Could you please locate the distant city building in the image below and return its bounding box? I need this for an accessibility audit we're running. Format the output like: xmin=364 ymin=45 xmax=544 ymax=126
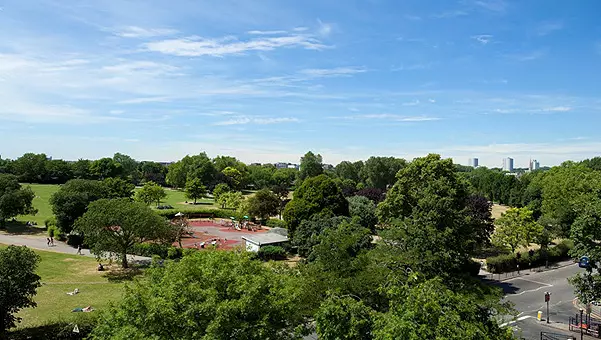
xmin=250 ymin=162 xmax=262 ymax=167
xmin=529 ymin=159 xmax=540 ymax=171
xmin=502 ymin=157 xmax=514 ymax=172
xmin=468 ymin=158 xmax=479 ymax=168
xmin=275 ymin=162 xmax=300 ymax=170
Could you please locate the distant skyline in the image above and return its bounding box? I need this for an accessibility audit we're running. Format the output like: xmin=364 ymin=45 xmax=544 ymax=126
xmin=1 ymin=0 xmax=601 ymax=167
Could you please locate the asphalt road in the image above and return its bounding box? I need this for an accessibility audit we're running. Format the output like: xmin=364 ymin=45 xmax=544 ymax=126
xmin=492 ymin=263 xmax=588 ymax=339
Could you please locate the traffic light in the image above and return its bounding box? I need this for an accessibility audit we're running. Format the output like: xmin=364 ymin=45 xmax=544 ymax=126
xmin=544 ymin=292 xmax=550 ymax=302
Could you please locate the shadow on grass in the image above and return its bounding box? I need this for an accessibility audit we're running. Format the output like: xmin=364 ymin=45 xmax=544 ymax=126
xmin=185 ymin=202 xmax=213 ymax=206
xmin=0 ymin=221 xmax=46 ymax=235
xmin=102 ymin=267 xmax=144 ymax=283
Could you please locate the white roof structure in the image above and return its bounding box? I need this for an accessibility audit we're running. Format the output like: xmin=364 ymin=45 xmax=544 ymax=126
xmin=241 ymin=233 xmax=289 ymax=246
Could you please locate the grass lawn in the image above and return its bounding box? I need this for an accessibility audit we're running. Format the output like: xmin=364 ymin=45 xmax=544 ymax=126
xmin=491 ymin=204 xmax=510 ymax=220
xmin=0 ymin=244 xmax=126 ymax=329
xmin=17 ymin=184 xmax=60 ymax=226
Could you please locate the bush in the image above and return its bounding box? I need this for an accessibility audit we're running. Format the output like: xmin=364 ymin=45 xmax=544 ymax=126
xmin=265 ymin=219 xmax=286 ymax=229
xmin=156 ymin=205 xmax=174 ymax=210
xmin=47 ymin=225 xmax=59 ymax=238
xmin=486 ymin=240 xmax=574 ymax=273
xmin=167 ymin=247 xmax=183 ymax=259
xmin=131 ymin=243 xmax=183 ymax=259
xmin=66 ymin=233 xmax=84 ymax=247
xmin=44 ymin=217 xmax=56 ymax=230
xmin=258 ymin=246 xmax=286 ymax=261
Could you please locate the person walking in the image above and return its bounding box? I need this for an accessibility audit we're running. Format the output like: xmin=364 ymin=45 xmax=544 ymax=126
xmin=47 ymin=237 xmax=51 ymax=246
xmin=77 ymin=244 xmax=82 ymax=255
xmin=50 ymin=236 xmax=55 ymax=246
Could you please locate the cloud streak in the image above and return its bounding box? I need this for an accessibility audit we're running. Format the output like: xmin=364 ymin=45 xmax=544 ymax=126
xmin=213 ymin=116 xmax=300 ymax=126
xmin=114 ymin=26 xmax=178 ymax=38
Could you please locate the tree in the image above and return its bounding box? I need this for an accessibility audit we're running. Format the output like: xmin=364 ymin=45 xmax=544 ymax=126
xmin=335 ymin=160 xmax=363 ymax=183
xmin=212 ymin=183 xmax=231 ymax=208
xmin=113 ymin=153 xmax=138 ymax=181
xmin=139 ymin=161 xmax=167 ymax=186
xmin=316 ymin=296 xmax=374 ymax=340
xmin=90 ymin=251 xmax=310 ymax=339
xmin=44 ymin=159 xmax=74 ymax=184
xmin=293 ymin=216 xmax=349 ymax=258
xmin=0 ymin=245 xmax=41 ymax=335
xmin=299 ymin=151 xmax=323 ymax=180
xmin=247 ymin=189 xmax=280 ymax=223
xmin=222 ymin=166 xmax=244 ymax=190
xmin=12 ymin=153 xmax=48 ymax=183
xmin=247 ymin=164 xmax=275 ymax=189
xmin=283 ymin=174 xmax=349 ymax=235
xmin=347 ymin=195 xmax=377 ymax=231
xmin=465 ymin=194 xmax=495 ymax=248
xmin=0 ymin=174 xmax=37 ymax=227
xmin=71 ymin=159 xmax=92 ymax=179
xmin=360 ymin=157 xmax=406 ymax=190
xmin=271 ymin=184 xmax=290 ymax=218
xmin=166 ymin=153 xmax=216 ymax=189
xmin=272 ymin=168 xmax=297 ymax=188
xmin=217 ymin=191 xmax=243 ymax=210
xmin=172 ymin=215 xmax=191 ymax=248
xmin=491 ymin=207 xmax=542 ymax=253
xmin=165 ymin=161 xmax=187 ymax=189
xmin=569 ymin=199 xmax=601 ymax=303
xmin=75 ymin=198 xmax=171 ymax=268
xmin=50 ymin=179 xmax=109 ymax=233
xmin=185 ymin=178 xmax=207 ymax=204
xmin=103 ymin=177 xmax=135 ymax=199
xmin=89 ymin=157 xmax=123 ymax=180
xmin=135 ymin=181 xmax=166 ymax=207
xmin=355 ymin=187 xmax=385 ymax=203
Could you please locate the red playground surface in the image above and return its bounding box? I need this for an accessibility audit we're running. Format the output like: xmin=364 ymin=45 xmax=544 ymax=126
xmin=175 ymin=219 xmax=267 ymax=250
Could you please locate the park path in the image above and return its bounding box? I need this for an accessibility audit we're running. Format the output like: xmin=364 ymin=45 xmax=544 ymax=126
xmin=0 ymin=233 xmax=150 ymax=263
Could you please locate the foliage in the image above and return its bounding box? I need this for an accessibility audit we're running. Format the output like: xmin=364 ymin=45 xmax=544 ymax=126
xmin=266 ymin=218 xmax=287 ymax=229
xmin=491 ymin=207 xmax=542 ymax=253
xmin=465 ymin=194 xmax=495 ymax=248
xmin=360 ymin=157 xmax=406 ymax=190
xmin=0 ymin=245 xmax=41 ymax=334
xmin=293 ymin=216 xmax=350 ymax=258
xmin=221 ymin=166 xmax=244 ymax=190
xmin=0 ymin=174 xmax=37 ymax=227
xmin=569 ymin=199 xmax=601 ymax=303
xmin=47 ymin=225 xmax=59 ymax=238
xmin=112 ymin=153 xmax=138 ymax=182
xmin=247 ymin=189 xmax=280 ymax=222
xmin=335 ymin=178 xmax=358 ymax=197
xmin=74 ymin=198 xmax=172 ymax=268
xmin=258 ymin=245 xmax=287 ymax=260
xmin=299 ymin=151 xmax=323 ymax=180
xmin=212 ymin=183 xmax=230 ymax=208
xmin=315 ymin=295 xmax=374 ymax=340
xmin=171 ymin=215 xmax=191 ymax=248
xmin=154 ymin=207 xmax=231 ymax=220
xmin=102 ymin=177 xmax=135 ymax=199
xmin=90 ymin=251 xmax=311 ymax=339
xmin=216 ymin=191 xmax=243 ymax=210
xmin=247 ymin=164 xmax=275 ymax=189
xmin=50 ymin=179 xmax=109 ymax=233
xmin=335 ymin=160 xmax=364 ymax=183
xmin=347 ymin=195 xmax=378 ymax=231
xmin=135 ymin=181 xmax=166 ymax=207
xmin=283 ymin=174 xmax=349 ymax=235
xmin=166 ymin=153 xmax=216 ymax=189
xmin=486 ymin=239 xmax=573 ymax=273
xmin=131 ymin=243 xmax=183 ymax=259
xmin=138 ymin=161 xmax=167 ymax=186
xmin=184 ymin=178 xmax=207 ymax=204
xmin=272 ymin=168 xmax=298 ymax=188
xmin=355 ymin=187 xmax=385 ymax=203
xmin=89 ymin=157 xmax=123 ymax=180
xmin=11 ymin=153 xmax=48 ymax=183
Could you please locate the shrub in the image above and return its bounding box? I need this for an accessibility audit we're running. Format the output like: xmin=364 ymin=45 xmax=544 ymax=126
xmin=265 ymin=219 xmax=287 ymax=229
xmin=486 ymin=240 xmax=574 ymax=273
xmin=167 ymin=247 xmax=183 ymax=259
xmin=258 ymin=246 xmax=286 ymax=261
xmin=44 ymin=217 xmax=56 ymax=230
xmin=47 ymin=225 xmax=59 ymax=238
xmin=156 ymin=205 xmax=174 ymax=210
xmin=131 ymin=243 xmax=181 ymax=259
xmin=66 ymin=233 xmax=84 ymax=247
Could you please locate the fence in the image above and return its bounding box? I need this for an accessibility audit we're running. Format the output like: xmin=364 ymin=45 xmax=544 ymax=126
xmin=541 ymin=331 xmax=576 ymax=340
xmin=482 ymin=263 xmax=555 ymax=281
xmin=569 ymin=313 xmax=601 ymax=338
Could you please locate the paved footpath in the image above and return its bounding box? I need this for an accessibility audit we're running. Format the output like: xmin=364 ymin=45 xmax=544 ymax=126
xmin=0 ymin=233 xmax=150 ymax=263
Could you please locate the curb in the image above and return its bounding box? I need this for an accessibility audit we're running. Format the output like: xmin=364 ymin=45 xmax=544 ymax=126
xmin=483 ymin=261 xmax=576 ymax=282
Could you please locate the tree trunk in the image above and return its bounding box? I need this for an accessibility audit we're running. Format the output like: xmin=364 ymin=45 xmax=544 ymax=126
xmin=194 ymin=198 xmax=197 ymax=204
xmin=121 ymin=251 xmax=128 ymax=268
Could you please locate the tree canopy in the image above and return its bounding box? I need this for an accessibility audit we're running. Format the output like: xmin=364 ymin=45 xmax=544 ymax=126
xmin=299 ymin=151 xmax=323 ymax=180
xmin=0 ymin=174 xmax=37 ymax=227
xmin=247 ymin=189 xmax=280 ymax=222
xmin=135 ymin=181 xmax=166 ymax=207
xmin=0 ymin=245 xmax=41 ymax=335
xmin=185 ymin=178 xmax=207 ymax=204
xmin=75 ymin=198 xmax=171 ymax=268
xmin=491 ymin=207 xmax=542 ymax=253
xmin=50 ymin=179 xmax=109 ymax=233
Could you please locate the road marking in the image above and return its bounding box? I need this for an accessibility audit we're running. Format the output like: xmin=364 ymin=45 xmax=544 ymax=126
xmin=507 ymin=277 xmax=553 ymax=286
xmin=500 ymin=315 xmax=532 ymax=327
xmin=513 ymin=285 xmax=552 ymax=296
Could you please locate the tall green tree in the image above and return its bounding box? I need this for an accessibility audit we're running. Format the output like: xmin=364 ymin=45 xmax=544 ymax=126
xmin=44 ymin=159 xmax=74 ymax=184
xmin=360 ymin=157 xmax=406 ymax=190
xmin=103 ymin=177 xmax=135 ymax=199
xmin=222 ymin=166 xmax=244 ymax=190
xmin=348 ymin=195 xmax=377 ymax=231
xmin=212 ymin=183 xmax=231 ymax=208
xmin=299 ymin=151 xmax=324 ymax=180
xmin=113 ymin=153 xmax=138 ymax=181
xmin=0 ymin=245 xmax=41 ymax=335
xmin=135 ymin=181 xmax=166 ymax=207
xmin=216 ymin=191 xmax=243 ymax=210
xmin=12 ymin=153 xmax=48 ymax=183
xmin=0 ymin=174 xmax=37 ymax=227
xmin=335 ymin=160 xmax=363 ymax=183
xmin=50 ymin=179 xmax=109 ymax=233
xmin=71 ymin=159 xmax=92 ymax=179
xmin=283 ymin=174 xmax=349 ymax=235
xmin=75 ymin=198 xmax=171 ymax=268
xmin=166 ymin=153 xmax=216 ymax=189
xmin=316 ymin=295 xmax=374 ymax=340
xmin=89 ymin=157 xmax=123 ymax=180
xmin=138 ymin=161 xmax=167 ymax=186
xmin=185 ymin=178 xmax=207 ymax=204
xmin=491 ymin=207 xmax=542 ymax=253
xmin=247 ymin=164 xmax=275 ymax=189
xmin=247 ymin=189 xmax=280 ymax=223
xmin=90 ymin=251 xmax=311 ymax=339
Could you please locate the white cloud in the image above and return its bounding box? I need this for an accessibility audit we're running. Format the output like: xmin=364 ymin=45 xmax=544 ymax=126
xmin=432 ymin=10 xmax=468 ymax=18
xmin=118 ymin=96 xmax=173 ymax=104
xmin=213 ymin=116 xmax=300 ymax=126
xmin=247 ymin=30 xmax=288 ymax=35
xmin=114 ymin=26 xmax=178 ymax=38
xmin=472 ymin=34 xmax=493 ymax=44
xmin=473 ymin=0 xmax=507 ymax=13
xmin=402 ymin=100 xmax=420 ymax=106
xmin=392 ymin=63 xmax=432 ymax=71
xmin=506 ymin=50 xmax=546 ymax=61
xmin=428 ymin=99 xmax=436 ymax=103
xmin=102 ymin=61 xmax=180 ymax=75
xmin=537 ymin=21 xmax=563 ymax=36
xmin=144 ymin=34 xmax=328 ymax=57
xmin=317 ymin=19 xmax=333 ymax=36
xmin=109 ymin=110 xmax=124 ymax=115
xmin=293 ymin=27 xmax=309 ymax=32
xmin=541 ymin=106 xmax=571 ymax=112
xmin=299 ymin=67 xmax=366 ymax=77
xmin=359 ymin=114 xmax=440 ymax=122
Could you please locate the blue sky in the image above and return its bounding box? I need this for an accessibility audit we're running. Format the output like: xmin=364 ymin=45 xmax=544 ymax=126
xmin=1 ymin=0 xmax=600 ymax=167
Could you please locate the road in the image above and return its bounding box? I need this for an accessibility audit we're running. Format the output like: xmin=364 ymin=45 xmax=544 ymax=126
xmin=492 ymin=263 xmax=589 ymax=339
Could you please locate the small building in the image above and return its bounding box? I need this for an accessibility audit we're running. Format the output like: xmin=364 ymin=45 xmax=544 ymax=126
xmin=241 ymin=233 xmax=289 ymax=252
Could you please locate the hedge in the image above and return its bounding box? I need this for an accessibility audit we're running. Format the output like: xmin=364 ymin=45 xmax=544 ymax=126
xmin=131 ymin=243 xmax=183 ymax=260
xmin=258 ymin=245 xmax=287 ymax=261
xmin=265 ymin=219 xmax=287 ymax=229
xmin=486 ymin=239 xmax=574 ymax=274
xmin=154 ymin=207 xmax=232 ymax=220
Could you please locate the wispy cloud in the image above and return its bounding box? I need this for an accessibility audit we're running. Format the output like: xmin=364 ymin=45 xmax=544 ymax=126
xmin=213 ymin=116 xmax=300 ymax=126
xmin=405 ymin=15 xmax=422 ymax=21
xmin=114 ymin=26 xmax=178 ymax=38
xmin=299 ymin=67 xmax=366 ymax=77
xmin=145 ymin=33 xmax=328 ymax=57
xmin=247 ymin=30 xmax=288 ymax=35
xmin=432 ymin=10 xmax=468 ymax=19
xmin=335 ymin=114 xmax=440 ymax=122
xmin=472 ymin=34 xmax=493 ymax=45
xmin=317 ymin=19 xmax=334 ymax=36
xmin=505 ymin=50 xmax=546 ymax=61
xmin=473 ymin=0 xmax=507 ymax=13
xmin=402 ymin=100 xmax=420 ymax=106
xmin=541 ymin=106 xmax=571 ymax=112
xmin=102 ymin=61 xmax=180 ymax=75
xmin=537 ymin=21 xmax=564 ymax=36
xmin=391 ymin=63 xmax=432 ymax=71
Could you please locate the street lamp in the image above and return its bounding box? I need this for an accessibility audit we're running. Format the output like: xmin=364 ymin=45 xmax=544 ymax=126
xmin=580 ymin=308 xmax=584 ymax=340
xmin=544 ymin=292 xmax=551 ymax=323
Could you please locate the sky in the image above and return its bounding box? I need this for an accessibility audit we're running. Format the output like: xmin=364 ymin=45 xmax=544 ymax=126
xmin=1 ymin=0 xmax=600 ymax=168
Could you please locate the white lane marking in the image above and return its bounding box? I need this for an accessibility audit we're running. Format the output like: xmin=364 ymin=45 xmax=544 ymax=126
xmin=500 ymin=315 xmax=533 ymax=327
xmin=513 ymin=285 xmax=553 ymax=296
xmin=506 ymin=277 xmax=553 ymax=287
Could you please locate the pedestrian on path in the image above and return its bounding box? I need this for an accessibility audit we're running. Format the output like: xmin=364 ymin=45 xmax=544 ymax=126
xmin=77 ymin=244 xmax=82 ymax=255
xmin=47 ymin=237 xmax=51 ymax=246
xmin=50 ymin=236 xmax=55 ymax=246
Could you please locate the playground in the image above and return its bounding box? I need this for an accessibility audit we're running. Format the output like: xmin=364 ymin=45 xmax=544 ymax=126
xmin=177 ymin=219 xmax=268 ymax=250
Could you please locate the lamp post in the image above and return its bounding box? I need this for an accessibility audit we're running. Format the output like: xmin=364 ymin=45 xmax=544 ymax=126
xmin=545 ymin=292 xmax=551 ymax=323
xmin=580 ymin=308 xmax=584 ymax=340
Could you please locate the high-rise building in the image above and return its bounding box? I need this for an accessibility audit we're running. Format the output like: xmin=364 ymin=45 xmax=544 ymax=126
xmin=529 ymin=159 xmax=540 ymax=171
xmin=468 ymin=158 xmax=479 ymax=168
xmin=502 ymin=157 xmax=514 ymax=172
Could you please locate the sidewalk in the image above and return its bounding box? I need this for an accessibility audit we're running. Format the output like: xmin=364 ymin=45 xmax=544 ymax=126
xmin=479 ymin=259 xmax=576 ymax=282
xmin=0 ymin=233 xmax=150 ymax=264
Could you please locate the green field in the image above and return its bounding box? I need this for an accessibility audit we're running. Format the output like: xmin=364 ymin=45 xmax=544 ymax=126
xmin=18 ymin=184 xmax=60 ymax=226
xmin=0 ymin=245 xmax=125 ymax=329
